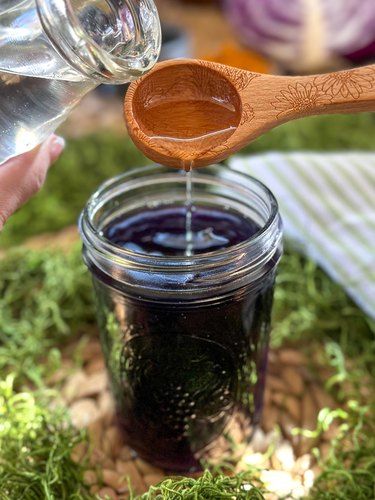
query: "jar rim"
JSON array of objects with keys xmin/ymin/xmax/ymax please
[
  {"xmin": 79, "ymin": 164, "xmax": 281, "ymax": 270},
  {"xmin": 79, "ymin": 164, "xmax": 283, "ymax": 299},
  {"xmin": 36, "ymin": 0, "xmax": 161, "ymax": 82}
]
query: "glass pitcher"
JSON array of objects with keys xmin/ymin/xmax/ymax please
[{"xmin": 0, "ymin": 0, "xmax": 161, "ymax": 165}]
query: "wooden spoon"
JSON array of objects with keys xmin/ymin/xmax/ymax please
[{"xmin": 124, "ymin": 59, "xmax": 375, "ymax": 169}]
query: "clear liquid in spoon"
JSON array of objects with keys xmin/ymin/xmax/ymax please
[{"xmin": 133, "ymin": 98, "xmax": 240, "ymax": 161}]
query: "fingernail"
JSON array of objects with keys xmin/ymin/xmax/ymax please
[{"xmin": 50, "ymin": 135, "xmax": 66, "ymax": 159}]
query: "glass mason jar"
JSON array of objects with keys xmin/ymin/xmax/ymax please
[
  {"xmin": 0, "ymin": 0, "xmax": 161, "ymax": 164},
  {"xmin": 79, "ymin": 165, "xmax": 283, "ymax": 471}
]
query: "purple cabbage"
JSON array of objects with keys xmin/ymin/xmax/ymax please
[{"xmin": 223, "ymin": 0, "xmax": 375, "ymax": 71}]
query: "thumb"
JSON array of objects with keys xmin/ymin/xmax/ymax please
[{"xmin": 48, "ymin": 134, "xmax": 66, "ymax": 163}]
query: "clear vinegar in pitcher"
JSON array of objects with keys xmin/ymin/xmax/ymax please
[
  {"xmin": 0, "ymin": 0, "xmax": 161, "ymax": 165},
  {"xmin": 0, "ymin": 73, "xmax": 93, "ymax": 163}
]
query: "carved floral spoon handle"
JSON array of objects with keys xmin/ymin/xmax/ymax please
[
  {"xmin": 242, "ymin": 63, "xmax": 375, "ymax": 123},
  {"xmin": 124, "ymin": 60, "xmax": 375, "ymax": 169}
]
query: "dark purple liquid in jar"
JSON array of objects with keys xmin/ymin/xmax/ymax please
[
  {"xmin": 93, "ymin": 204, "xmax": 277, "ymax": 471},
  {"xmin": 105, "ymin": 205, "xmax": 258, "ymax": 255}
]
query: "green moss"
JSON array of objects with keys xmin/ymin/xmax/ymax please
[
  {"xmin": 308, "ymin": 401, "xmax": 375, "ymax": 500},
  {"xmin": 134, "ymin": 470, "xmax": 265, "ymax": 499},
  {"xmin": 272, "ymin": 251, "xmax": 375, "ymax": 362},
  {"xmin": 0, "ymin": 375, "xmax": 91, "ymax": 499},
  {"xmin": 271, "ymin": 252, "xmax": 375, "ymax": 500},
  {"xmin": 0, "ymin": 245, "xmax": 94, "ymax": 386}
]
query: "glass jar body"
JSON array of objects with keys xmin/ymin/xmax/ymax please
[
  {"xmin": 79, "ymin": 165, "xmax": 283, "ymax": 471},
  {"xmin": 0, "ymin": 0, "xmax": 161, "ymax": 164}
]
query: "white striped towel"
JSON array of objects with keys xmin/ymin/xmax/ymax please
[{"xmin": 229, "ymin": 152, "xmax": 375, "ymax": 320}]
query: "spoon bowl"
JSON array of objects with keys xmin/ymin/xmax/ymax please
[
  {"xmin": 125, "ymin": 60, "xmax": 242, "ymax": 169},
  {"xmin": 124, "ymin": 59, "xmax": 375, "ymax": 169}
]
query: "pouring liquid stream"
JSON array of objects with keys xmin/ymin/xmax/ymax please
[{"xmin": 184, "ymin": 165, "xmax": 194, "ymax": 257}]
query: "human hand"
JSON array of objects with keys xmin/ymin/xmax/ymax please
[{"xmin": 0, "ymin": 135, "xmax": 65, "ymax": 230}]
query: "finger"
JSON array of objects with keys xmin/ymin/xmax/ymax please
[
  {"xmin": 18, "ymin": 135, "xmax": 65, "ymax": 199},
  {"xmin": 0, "ymin": 135, "xmax": 65, "ymax": 230}
]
